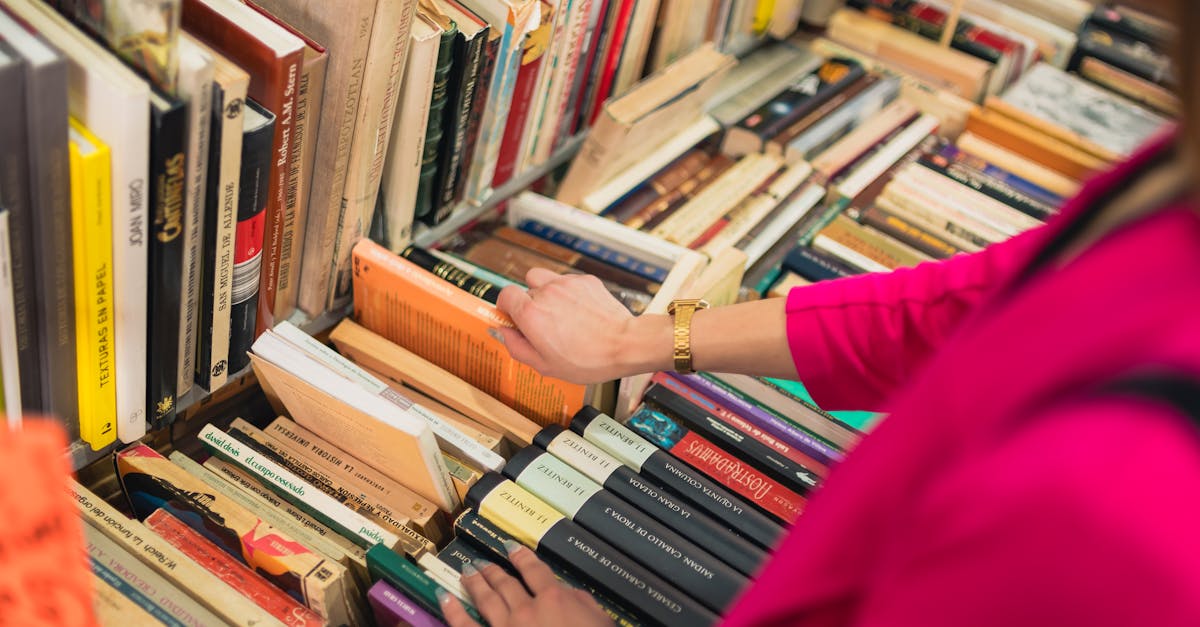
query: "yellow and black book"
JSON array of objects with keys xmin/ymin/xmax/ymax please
[{"xmin": 68, "ymin": 118, "xmax": 116, "ymax": 450}]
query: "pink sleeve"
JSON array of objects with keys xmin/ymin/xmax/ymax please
[
  {"xmin": 851, "ymin": 400, "xmax": 1200, "ymax": 627},
  {"xmin": 785, "ymin": 227, "xmax": 1043, "ymax": 410}
]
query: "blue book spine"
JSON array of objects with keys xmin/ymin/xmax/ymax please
[
  {"xmin": 938, "ymin": 144, "xmax": 1064, "ymax": 208},
  {"xmin": 90, "ymin": 557, "xmax": 187, "ymax": 627},
  {"xmin": 517, "ymin": 219, "xmax": 670, "ymax": 282}
]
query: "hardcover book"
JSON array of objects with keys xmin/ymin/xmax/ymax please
[
  {"xmin": 432, "ymin": 0, "xmax": 490, "ymax": 212},
  {"xmin": 227, "ymin": 100, "xmax": 275, "ymax": 376},
  {"xmin": 415, "ymin": 11, "xmax": 456, "ymax": 223}
]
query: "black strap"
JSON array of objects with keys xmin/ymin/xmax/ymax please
[{"xmin": 1101, "ymin": 373, "xmax": 1200, "ymax": 425}]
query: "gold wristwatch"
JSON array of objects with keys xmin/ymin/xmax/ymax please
[{"xmin": 667, "ymin": 298, "xmax": 709, "ymax": 374}]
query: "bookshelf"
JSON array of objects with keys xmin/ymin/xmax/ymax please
[{"xmin": 412, "ymin": 133, "xmax": 589, "ymax": 248}]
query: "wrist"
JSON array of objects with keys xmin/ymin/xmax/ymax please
[{"xmin": 614, "ymin": 314, "xmax": 675, "ymax": 377}]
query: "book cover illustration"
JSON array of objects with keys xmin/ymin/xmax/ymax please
[{"xmin": 73, "ymin": 0, "xmax": 181, "ymax": 92}]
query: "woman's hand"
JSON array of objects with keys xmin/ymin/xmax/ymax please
[
  {"xmin": 440, "ymin": 543, "xmax": 612, "ymax": 627},
  {"xmin": 493, "ymin": 268, "xmax": 672, "ymax": 384}
]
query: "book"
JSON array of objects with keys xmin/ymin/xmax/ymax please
[
  {"xmin": 251, "ymin": 329, "xmax": 459, "ymax": 512},
  {"xmin": 330, "ymin": 318, "xmax": 541, "ymax": 445},
  {"xmin": 964, "ymin": 106, "xmax": 1105, "ymax": 182},
  {"xmin": 493, "ymin": 225, "xmax": 661, "ymax": 295},
  {"xmin": 695, "ymin": 162, "xmax": 814, "ymax": 257},
  {"xmin": 763, "ymin": 73, "xmax": 883, "ymax": 158},
  {"xmin": 433, "ymin": 0, "xmax": 490, "ymax": 211},
  {"xmin": 84, "ymin": 524, "xmax": 227, "ymax": 626},
  {"xmin": 374, "ymin": 377, "xmax": 506, "ymax": 452},
  {"xmin": 379, "ymin": 17, "xmax": 443, "ymax": 251},
  {"xmin": 489, "ymin": 0, "xmax": 550, "ymax": 190},
  {"xmin": 6, "ymin": 0, "xmax": 152, "ymax": 441},
  {"xmin": 146, "ymin": 91, "xmax": 187, "ymax": 429},
  {"xmin": 115, "ymin": 443, "xmax": 353, "ymax": 623},
  {"xmin": 1069, "ymin": 23, "xmax": 1173, "ymax": 89},
  {"xmin": 182, "ymin": 0, "xmax": 303, "ymax": 335},
  {"xmin": 649, "ymin": 153, "xmax": 783, "ymax": 247},
  {"xmin": 352, "ymin": 238, "xmax": 587, "ymax": 430},
  {"xmin": 145, "ymin": 508, "xmax": 320, "ymax": 626},
  {"xmin": 502, "ymin": 445, "xmax": 749, "ymax": 611},
  {"xmin": 451, "ymin": 509, "xmax": 642, "ymax": 627},
  {"xmin": 415, "ymin": 12, "xmax": 454, "ymax": 223},
  {"xmin": 0, "ymin": 211, "xmax": 19, "ymax": 428},
  {"xmin": 810, "ymin": 98, "xmax": 919, "ymax": 183},
  {"xmin": 402, "ymin": 244, "xmax": 502, "ymax": 303},
  {"xmin": 366, "ymin": 543, "xmax": 483, "ymax": 622},
  {"xmin": 454, "ymin": 13, "xmax": 501, "ymax": 202},
  {"xmin": 722, "ymin": 58, "xmax": 867, "ymax": 156},
  {"xmin": 707, "ymin": 41, "xmax": 825, "ymax": 129},
  {"xmin": 175, "ymin": 37, "xmax": 214, "ymax": 400},
  {"xmin": 817, "ymin": 214, "xmax": 934, "ymax": 271},
  {"xmin": 851, "ymin": 205, "xmax": 959, "ymax": 260},
  {"xmin": 571, "ymin": 406, "xmax": 783, "ymax": 549},
  {"xmin": 247, "ymin": 0, "xmax": 377, "ymax": 319},
  {"xmin": 66, "ymin": 119, "xmax": 115, "ymax": 450},
  {"xmin": 557, "ymin": 43, "xmax": 735, "ymax": 205},
  {"xmin": 89, "ymin": 554, "xmax": 191, "ymax": 627},
  {"xmin": 227, "ymin": 101, "xmax": 275, "ymax": 376},
  {"xmin": 327, "ymin": 0, "xmax": 420, "ymax": 310},
  {"xmin": 243, "ymin": 3, "xmax": 330, "ymax": 324},
  {"xmin": 523, "ymin": 0, "xmax": 593, "ymax": 168},
  {"xmin": 919, "ymin": 143, "xmax": 1061, "ymax": 220},
  {"xmin": 61, "ymin": 0, "xmax": 181, "ymax": 92},
  {"xmin": 516, "ymin": 220, "xmax": 670, "ymax": 283},
  {"xmin": 1079, "ymin": 56, "xmax": 1179, "ymax": 116},
  {"xmin": 367, "ymin": 580, "xmax": 445, "ymax": 627},
  {"xmin": 72, "ymin": 480, "xmax": 288, "ymax": 627},
  {"xmin": 0, "ymin": 9, "xmax": 77, "ymax": 437},
  {"xmin": 954, "ymin": 131, "xmax": 1082, "ymax": 199},
  {"xmin": 91, "ymin": 572, "xmax": 160, "ymax": 625},
  {"xmin": 194, "ymin": 41, "xmax": 248, "ymax": 391},
  {"xmin": 466, "ymin": 473, "xmax": 720, "ymax": 625}
]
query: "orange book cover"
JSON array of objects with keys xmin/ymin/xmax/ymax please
[
  {"xmin": 351, "ymin": 239, "xmax": 586, "ymax": 428},
  {"xmin": 965, "ymin": 107, "xmax": 1104, "ymax": 182}
]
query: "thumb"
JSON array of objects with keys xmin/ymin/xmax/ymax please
[{"xmin": 491, "ymin": 327, "xmax": 549, "ymax": 373}]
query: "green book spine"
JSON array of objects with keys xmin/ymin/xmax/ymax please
[
  {"xmin": 415, "ymin": 23, "xmax": 459, "ymax": 223},
  {"xmin": 367, "ymin": 544, "xmax": 483, "ymax": 622}
]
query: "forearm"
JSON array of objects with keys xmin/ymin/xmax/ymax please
[{"xmin": 616, "ymin": 297, "xmax": 797, "ymax": 380}]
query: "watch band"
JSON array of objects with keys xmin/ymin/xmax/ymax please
[{"xmin": 668, "ymin": 299, "xmax": 709, "ymax": 374}]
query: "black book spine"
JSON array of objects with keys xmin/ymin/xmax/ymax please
[
  {"xmin": 452, "ymin": 509, "xmax": 642, "ymax": 627},
  {"xmin": 400, "ymin": 245, "xmax": 501, "ymax": 303},
  {"xmin": 435, "ymin": 31, "xmax": 484, "ymax": 214},
  {"xmin": 534, "ymin": 424, "xmax": 766, "ymax": 577},
  {"xmin": 196, "ymin": 82, "xmax": 224, "ymax": 389},
  {"xmin": 782, "ymin": 245, "xmax": 858, "ymax": 282},
  {"xmin": 571, "ymin": 407, "xmax": 784, "ymax": 550},
  {"xmin": 744, "ymin": 59, "xmax": 867, "ymax": 143},
  {"xmin": 643, "ymin": 383, "xmax": 819, "ymax": 495},
  {"xmin": 503, "ymin": 446, "xmax": 749, "ymax": 613},
  {"xmin": 465, "ymin": 473, "xmax": 719, "ymax": 627},
  {"xmin": 0, "ymin": 39, "xmax": 42, "ymax": 415},
  {"xmin": 455, "ymin": 33, "xmax": 499, "ymax": 201},
  {"xmin": 147, "ymin": 93, "xmax": 187, "ymax": 429},
  {"xmin": 228, "ymin": 100, "xmax": 274, "ymax": 375}
]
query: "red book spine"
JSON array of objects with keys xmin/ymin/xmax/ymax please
[
  {"xmin": 687, "ymin": 218, "xmax": 729, "ymax": 249},
  {"xmin": 492, "ymin": 53, "xmax": 545, "ymax": 188},
  {"xmin": 587, "ymin": 0, "xmax": 636, "ymax": 125},
  {"xmin": 144, "ymin": 509, "xmax": 323, "ymax": 626},
  {"xmin": 182, "ymin": 0, "xmax": 301, "ymax": 337},
  {"xmin": 664, "ymin": 429, "xmax": 805, "ymax": 524},
  {"xmin": 547, "ymin": 0, "xmax": 594, "ymax": 148},
  {"xmin": 569, "ymin": 0, "xmax": 611, "ymax": 135},
  {"xmin": 651, "ymin": 372, "xmax": 830, "ymax": 477}
]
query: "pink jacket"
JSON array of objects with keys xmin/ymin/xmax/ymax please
[{"xmin": 722, "ymin": 137, "xmax": 1200, "ymax": 626}]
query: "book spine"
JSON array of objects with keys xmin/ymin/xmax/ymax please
[
  {"xmin": 89, "ymin": 556, "xmax": 188, "ymax": 627},
  {"xmin": 144, "ymin": 509, "xmax": 323, "ymax": 626},
  {"xmin": 503, "ymin": 446, "xmax": 749, "ymax": 612},
  {"xmin": 683, "ymin": 372, "xmax": 842, "ymax": 464},
  {"xmin": 23, "ymin": 49, "xmax": 77, "ymax": 436},
  {"xmin": 147, "ymin": 97, "xmax": 186, "ymax": 429},
  {"xmin": 177, "ymin": 52, "xmax": 213, "ymax": 399},
  {"xmin": 853, "ymin": 205, "xmax": 960, "ymax": 259},
  {"xmin": 200, "ymin": 423, "xmax": 404, "ymax": 550},
  {"xmin": 401, "ymin": 245, "xmax": 502, "ymax": 303},
  {"xmin": 917, "ymin": 156, "xmax": 1055, "ymax": 221},
  {"xmin": 367, "ymin": 580, "xmax": 446, "ymax": 627},
  {"xmin": 0, "ymin": 51, "xmax": 40, "ymax": 418},
  {"xmin": 257, "ymin": 48, "xmax": 302, "ymax": 335},
  {"xmin": 197, "ymin": 81, "xmax": 242, "ymax": 390},
  {"xmin": 571, "ymin": 407, "xmax": 783, "ymax": 550},
  {"xmin": 492, "ymin": 226, "xmax": 661, "ymax": 294},
  {"xmin": 534, "ymin": 425, "xmax": 766, "ymax": 577},
  {"xmin": 567, "ymin": 0, "xmax": 611, "ymax": 135},
  {"xmin": 545, "ymin": 0, "xmax": 593, "ymax": 153},
  {"xmin": 229, "ymin": 100, "xmax": 275, "ymax": 375},
  {"xmin": 465, "ymin": 473, "xmax": 719, "ymax": 625},
  {"xmin": 586, "ymin": 0, "xmax": 637, "ymax": 125},
  {"xmin": 452, "ymin": 509, "xmax": 641, "ymax": 627},
  {"xmin": 455, "ymin": 31, "xmax": 498, "ymax": 202},
  {"xmin": 644, "ymin": 382, "xmax": 821, "ymax": 493},
  {"xmin": 934, "ymin": 143, "xmax": 1064, "ymax": 209},
  {"xmin": 782, "ymin": 244, "xmax": 859, "ymax": 282},
  {"xmin": 437, "ymin": 32, "xmax": 485, "ymax": 211},
  {"xmin": 517, "ymin": 219, "xmax": 669, "ymax": 282},
  {"xmin": 491, "ymin": 33, "xmax": 546, "ymax": 189},
  {"xmin": 417, "ymin": 27, "xmax": 457, "ymax": 224}
]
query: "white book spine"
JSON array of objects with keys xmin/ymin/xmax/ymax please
[
  {"xmin": 699, "ymin": 161, "xmax": 814, "ymax": 257},
  {"xmin": 835, "ymin": 114, "xmax": 939, "ymax": 199},
  {"xmin": 380, "ymin": 29, "xmax": 437, "ymax": 252},
  {"xmin": 812, "ymin": 235, "xmax": 891, "ymax": 274},
  {"xmin": 740, "ymin": 183, "xmax": 826, "ymax": 268},
  {"xmin": 272, "ymin": 322, "xmax": 505, "ymax": 472},
  {"xmin": 0, "ymin": 212, "xmax": 21, "ymax": 428},
  {"xmin": 176, "ymin": 41, "xmax": 215, "ymax": 398},
  {"xmin": 199, "ymin": 423, "xmax": 403, "ymax": 548}
]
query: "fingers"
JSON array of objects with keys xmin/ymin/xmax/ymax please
[
  {"xmin": 525, "ymin": 267, "xmax": 561, "ymax": 288},
  {"xmin": 459, "ymin": 564, "xmax": 511, "ymax": 624},
  {"xmin": 492, "ymin": 327, "xmax": 549, "ymax": 372},
  {"xmin": 479, "ymin": 562, "xmax": 533, "ymax": 610},
  {"xmin": 496, "ymin": 285, "xmax": 533, "ymax": 323},
  {"xmin": 440, "ymin": 592, "xmax": 481, "ymax": 627},
  {"xmin": 506, "ymin": 543, "xmax": 561, "ymax": 595}
]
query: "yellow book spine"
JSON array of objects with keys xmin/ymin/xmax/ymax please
[
  {"xmin": 753, "ymin": 0, "xmax": 775, "ymax": 35},
  {"xmin": 68, "ymin": 118, "xmax": 116, "ymax": 450}
]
